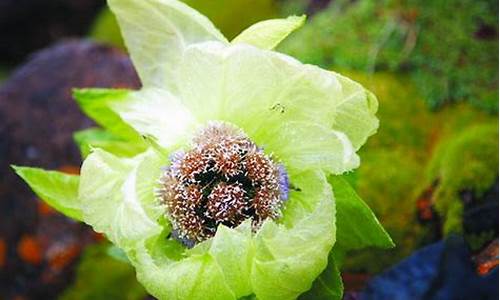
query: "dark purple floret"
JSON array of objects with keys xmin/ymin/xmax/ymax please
[{"xmin": 278, "ymin": 164, "xmax": 290, "ymax": 201}]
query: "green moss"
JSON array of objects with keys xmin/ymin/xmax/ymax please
[
  {"xmin": 278, "ymin": 0, "xmax": 498, "ymax": 113},
  {"xmin": 426, "ymin": 123, "xmax": 499, "ymax": 235},
  {"xmin": 279, "ymin": 0, "xmax": 407, "ymax": 70}
]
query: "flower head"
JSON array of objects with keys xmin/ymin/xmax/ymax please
[
  {"xmin": 14, "ymin": 1, "xmax": 393, "ymax": 299},
  {"xmin": 159, "ymin": 122, "xmax": 287, "ymax": 246}
]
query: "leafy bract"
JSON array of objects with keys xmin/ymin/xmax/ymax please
[
  {"xmin": 232, "ymin": 15, "xmax": 306, "ymax": 50},
  {"xmin": 73, "ymin": 88, "xmax": 143, "ymax": 142},
  {"xmin": 79, "ymin": 148, "xmax": 164, "ymax": 249},
  {"xmin": 329, "ymin": 176, "xmax": 393, "ymax": 250},
  {"xmin": 114, "ymin": 169, "xmax": 335, "ymax": 300},
  {"xmin": 208, "ymin": 222, "xmax": 254, "ymax": 297},
  {"xmin": 12, "ymin": 166, "xmax": 83, "ymax": 221},
  {"xmin": 251, "ymin": 170, "xmax": 335, "ymax": 300},
  {"xmin": 108, "ymin": 0, "xmax": 227, "ymax": 89},
  {"xmin": 109, "ymin": 88, "xmax": 197, "ymax": 149},
  {"xmin": 330, "ymin": 74, "xmax": 379, "ymax": 150},
  {"xmin": 299, "ymin": 251, "xmax": 343, "ymax": 300},
  {"xmin": 174, "ymin": 41, "xmax": 375, "ymax": 174},
  {"xmin": 73, "ymin": 128, "xmax": 146, "ymax": 158},
  {"xmin": 263, "ymin": 122, "xmax": 359, "ymax": 174},
  {"xmin": 131, "ymin": 241, "xmax": 236, "ymax": 300}
]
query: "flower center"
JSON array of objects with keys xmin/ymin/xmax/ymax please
[{"xmin": 158, "ymin": 122, "xmax": 289, "ymax": 247}]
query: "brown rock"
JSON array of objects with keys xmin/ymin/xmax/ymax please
[{"xmin": 0, "ymin": 40, "xmax": 140, "ymax": 299}]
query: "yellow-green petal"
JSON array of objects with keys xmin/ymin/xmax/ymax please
[
  {"xmin": 252, "ymin": 169, "xmax": 336, "ymax": 300},
  {"xmin": 109, "ymin": 88, "xmax": 198, "ymax": 149},
  {"xmin": 232, "ymin": 15, "xmax": 306, "ymax": 50},
  {"xmin": 175, "ymin": 42, "xmax": 373, "ymax": 174},
  {"xmin": 130, "ymin": 240, "xmax": 236, "ymax": 300},
  {"xmin": 79, "ymin": 148, "xmax": 164, "ymax": 249},
  {"xmin": 259, "ymin": 121, "xmax": 359, "ymax": 174},
  {"xmin": 108, "ymin": 0, "xmax": 228, "ymax": 89}
]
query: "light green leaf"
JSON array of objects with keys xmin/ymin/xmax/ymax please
[
  {"xmin": 109, "ymin": 88, "xmax": 198, "ymax": 149},
  {"xmin": 13, "ymin": 166, "xmax": 82, "ymax": 221},
  {"xmin": 329, "ymin": 176, "xmax": 394, "ymax": 250},
  {"xmin": 232, "ymin": 15, "xmax": 306, "ymax": 50},
  {"xmin": 73, "ymin": 88, "xmax": 142, "ymax": 141},
  {"xmin": 108, "ymin": 0, "xmax": 228, "ymax": 89},
  {"xmin": 251, "ymin": 170, "xmax": 336, "ymax": 300},
  {"xmin": 73, "ymin": 128, "xmax": 147, "ymax": 158},
  {"xmin": 74, "ymin": 128, "xmax": 116, "ymax": 158},
  {"xmin": 299, "ymin": 251, "xmax": 343, "ymax": 300},
  {"xmin": 79, "ymin": 148, "xmax": 164, "ymax": 249}
]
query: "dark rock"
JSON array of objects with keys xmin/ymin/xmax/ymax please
[
  {"xmin": 361, "ymin": 235, "xmax": 499, "ymax": 300},
  {"xmin": 0, "ymin": 40, "xmax": 139, "ymax": 299}
]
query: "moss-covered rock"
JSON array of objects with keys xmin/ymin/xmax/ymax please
[
  {"xmin": 335, "ymin": 71, "xmax": 497, "ymax": 273},
  {"xmin": 278, "ymin": 0, "xmax": 499, "ymax": 113},
  {"xmin": 426, "ymin": 123, "xmax": 499, "ymax": 235}
]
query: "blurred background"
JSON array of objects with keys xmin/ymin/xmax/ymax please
[{"xmin": 0, "ymin": 0, "xmax": 498, "ymax": 299}]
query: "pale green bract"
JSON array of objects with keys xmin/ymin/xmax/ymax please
[
  {"xmin": 14, "ymin": 0, "xmax": 391, "ymax": 299},
  {"xmin": 232, "ymin": 15, "xmax": 306, "ymax": 50}
]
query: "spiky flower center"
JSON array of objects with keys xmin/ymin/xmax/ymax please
[{"xmin": 158, "ymin": 122, "xmax": 289, "ymax": 247}]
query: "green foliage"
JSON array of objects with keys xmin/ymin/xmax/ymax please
[
  {"xmin": 73, "ymin": 88, "xmax": 142, "ymax": 141},
  {"xmin": 299, "ymin": 252, "xmax": 343, "ymax": 300},
  {"xmin": 12, "ymin": 166, "xmax": 83, "ymax": 221},
  {"xmin": 60, "ymin": 244, "xmax": 147, "ymax": 300},
  {"xmin": 330, "ymin": 176, "xmax": 394, "ymax": 250},
  {"xmin": 73, "ymin": 128, "xmax": 146, "ymax": 159},
  {"xmin": 278, "ymin": 0, "xmax": 499, "ymax": 113}
]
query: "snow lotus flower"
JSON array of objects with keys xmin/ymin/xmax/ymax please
[{"xmin": 14, "ymin": 0, "xmax": 393, "ymax": 299}]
